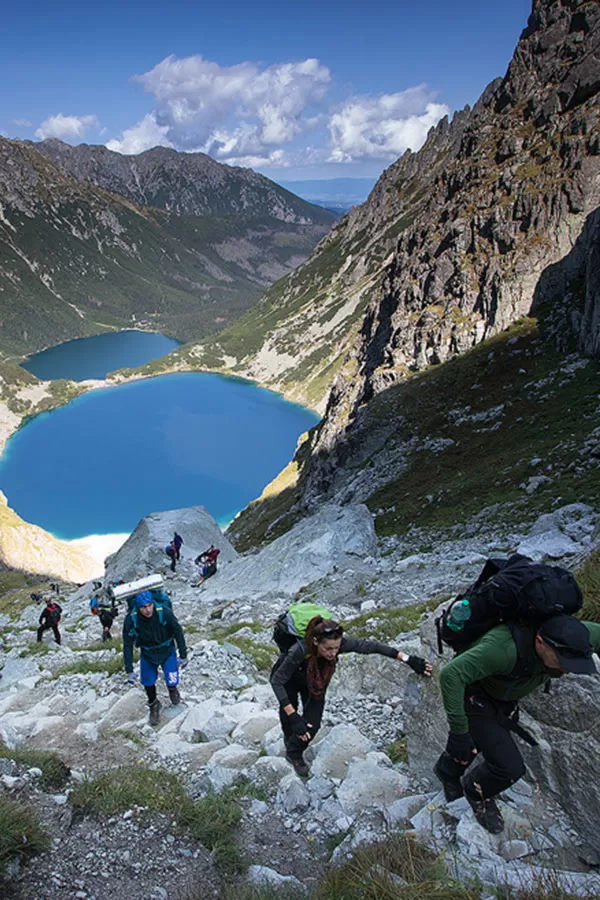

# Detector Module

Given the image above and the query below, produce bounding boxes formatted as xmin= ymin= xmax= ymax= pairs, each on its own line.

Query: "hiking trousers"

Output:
xmin=436 ymin=689 xmax=526 ymax=800
xmin=37 ymin=623 xmax=61 ymax=644
xmin=279 ymin=673 xmax=325 ymax=762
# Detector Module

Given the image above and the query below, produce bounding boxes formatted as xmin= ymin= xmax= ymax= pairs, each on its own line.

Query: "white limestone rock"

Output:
xmin=247 ymin=865 xmax=307 ymax=894
xmin=104 ymin=505 xmax=238 ymax=584
xmin=277 ymin=773 xmax=310 ymax=813
xmin=337 ymin=758 xmax=403 ymax=814
xmin=200 ymin=504 xmax=377 ymax=603
xmin=309 ymin=723 xmax=373 ymax=779
xmin=232 ymin=710 xmax=280 ymax=744
xmin=208 ymin=743 xmax=259 ymax=769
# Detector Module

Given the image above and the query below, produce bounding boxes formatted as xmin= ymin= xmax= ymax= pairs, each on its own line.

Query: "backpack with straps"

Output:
xmin=436 ymin=554 xmax=583 ymax=657
xmin=127 ymin=604 xmax=171 ymax=648
xmin=273 ymin=601 xmax=333 ymax=653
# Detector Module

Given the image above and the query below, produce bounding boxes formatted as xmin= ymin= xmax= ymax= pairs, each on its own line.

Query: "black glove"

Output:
xmin=287 ymin=711 xmax=309 ymax=736
xmin=407 ymin=655 xmax=428 ymax=675
xmin=446 ymin=731 xmax=476 ymax=762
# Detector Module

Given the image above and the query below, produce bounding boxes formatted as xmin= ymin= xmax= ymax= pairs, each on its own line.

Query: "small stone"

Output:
xmin=122 ymin=810 xmax=133 ymax=820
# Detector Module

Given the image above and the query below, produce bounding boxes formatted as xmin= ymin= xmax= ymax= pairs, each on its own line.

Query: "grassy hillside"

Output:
xmin=227 ymin=319 xmax=600 ymax=553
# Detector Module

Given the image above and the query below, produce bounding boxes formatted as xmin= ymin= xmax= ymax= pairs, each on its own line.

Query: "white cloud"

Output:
xmin=13 ymin=118 xmax=32 ymax=128
xmin=328 ymin=86 xmax=449 ymax=162
xmin=105 ymin=113 xmax=174 ymax=155
xmin=106 ymin=54 xmax=331 ymax=160
xmin=35 ymin=113 xmax=100 ymax=141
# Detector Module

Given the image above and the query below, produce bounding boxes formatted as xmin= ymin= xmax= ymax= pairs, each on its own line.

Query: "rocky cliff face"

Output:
xmin=177 ymin=0 xmax=599 ymax=423
xmin=306 ymin=0 xmax=600 ymax=476
xmin=0 ymin=139 xmax=333 ymax=357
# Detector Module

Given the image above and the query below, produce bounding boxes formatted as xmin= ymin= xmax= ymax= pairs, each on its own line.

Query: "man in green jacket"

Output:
xmin=123 ymin=591 xmax=188 ymax=725
xmin=435 ymin=615 xmax=600 ymax=834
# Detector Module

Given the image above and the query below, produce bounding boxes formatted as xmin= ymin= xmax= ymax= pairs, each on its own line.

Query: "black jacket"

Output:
xmin=39 ymin=603 xmax=62 ymax=626
xmin=270 ymin=637 xmax=398 ymax=706
xmin=123 ymin=606 xmax=186 ymax=673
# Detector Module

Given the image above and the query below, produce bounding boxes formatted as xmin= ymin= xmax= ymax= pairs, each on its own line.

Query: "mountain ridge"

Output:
xmin=0 ymin=138 xmax=333 ymax=357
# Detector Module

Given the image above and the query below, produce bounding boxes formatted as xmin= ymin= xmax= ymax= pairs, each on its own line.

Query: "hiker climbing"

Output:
xmin=270 ymin=605 xmax=432 ymax=778
xmin=434 ymin=554 xmax=600 ymax=835
xmin=165 ymin=540 xmax=178 ymax=572
xmin=192 ymin=545 xmax=220 ymax=586
xmin=173 ymin=531 xmax=183 ymax=561
xmin=122 ymin=590 xmax=188 ymax=725
xmin=90 ymin=595 xmax=119 ymax=641
xmin=37 ymin=596 xmax=62 ymax=645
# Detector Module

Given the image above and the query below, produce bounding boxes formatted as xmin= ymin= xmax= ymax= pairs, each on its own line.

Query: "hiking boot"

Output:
xmin=461 ymin=777 xmax=504 ymax=834
xmin=148 ymin=699 xmax=162 ymax=726
xmin=168 ymin=686 xmax=181 ymax=706
xmin=434 ymin=758 xmax=464 ymax=802
xmin=285 ymin=753 xmax=309 ymax=778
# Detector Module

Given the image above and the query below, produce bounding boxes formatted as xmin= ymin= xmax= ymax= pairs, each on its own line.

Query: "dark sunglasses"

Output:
xmin=317 ymin=625 xmax=343 ymax=638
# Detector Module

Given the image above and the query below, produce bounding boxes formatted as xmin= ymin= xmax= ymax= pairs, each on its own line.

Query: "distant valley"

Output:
xmin=0 ymin=139 xmax=334 ymax=358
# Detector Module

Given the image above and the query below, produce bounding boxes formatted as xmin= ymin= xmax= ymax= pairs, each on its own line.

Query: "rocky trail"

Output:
xmin=0 ymin=500 xmax=599 ymax=899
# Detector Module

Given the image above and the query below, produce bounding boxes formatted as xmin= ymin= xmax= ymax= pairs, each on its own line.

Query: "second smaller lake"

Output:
xmin=22 ymin=330 xmax=181 ymax=381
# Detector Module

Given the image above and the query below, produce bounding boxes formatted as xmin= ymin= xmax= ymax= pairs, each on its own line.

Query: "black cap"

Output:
xmin=539 ymin=615 xmax=597 ymax=675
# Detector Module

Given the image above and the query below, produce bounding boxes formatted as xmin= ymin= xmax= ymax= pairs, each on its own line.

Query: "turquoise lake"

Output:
xmin=3 ymin=335 xmax=319 ymax=539
xmin=21 ymin=330 xmax=181 ymax=381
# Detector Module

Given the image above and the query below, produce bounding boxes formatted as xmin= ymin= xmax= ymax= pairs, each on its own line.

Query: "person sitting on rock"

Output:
xmin=37 ymin=597 xmax=62 ymax=645
xmin=192 ymin=545 xmax=220 ymax=587
xmin=270 ymin=615 xmax=432 ymax=778
xmin=434 ymin=614 xmax=600 ymax=835
xmin=122 ymin=591 xmax=188 ymax=725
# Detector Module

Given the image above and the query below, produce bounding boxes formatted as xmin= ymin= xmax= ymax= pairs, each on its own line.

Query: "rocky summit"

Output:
xmin=0 ymin=501 xmax=599 ymax=898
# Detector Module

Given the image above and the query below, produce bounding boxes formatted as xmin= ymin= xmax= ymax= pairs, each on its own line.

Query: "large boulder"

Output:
xmin=203 ymin=504 xmax=377 ymax=603
xmin=104 ymin=505 xmax=238 ymax=583
xmin=337 ymin=757 xmax=403 ymax=814
xmin=309 ymin=723 xmax=373 ymax=779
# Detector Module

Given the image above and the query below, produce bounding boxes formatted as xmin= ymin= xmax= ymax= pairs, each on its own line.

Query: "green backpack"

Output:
xmin=272 ymin=601 xmax=333 ymax=653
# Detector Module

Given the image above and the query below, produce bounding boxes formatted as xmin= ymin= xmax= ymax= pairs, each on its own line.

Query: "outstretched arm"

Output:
xmin=340 ymin=637 xmax=432 ymax=676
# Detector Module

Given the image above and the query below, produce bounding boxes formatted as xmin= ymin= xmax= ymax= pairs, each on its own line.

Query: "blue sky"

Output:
xmin=2 ymin=0 xmax=532 ymax=181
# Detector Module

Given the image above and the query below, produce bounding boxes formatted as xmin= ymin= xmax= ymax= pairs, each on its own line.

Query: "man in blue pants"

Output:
xmin=123 ymin=592 xmax=188 ymax=725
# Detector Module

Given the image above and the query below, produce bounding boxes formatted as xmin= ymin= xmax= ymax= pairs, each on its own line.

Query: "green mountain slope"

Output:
xmin=0 ymin=138 xmax=333 ymax=358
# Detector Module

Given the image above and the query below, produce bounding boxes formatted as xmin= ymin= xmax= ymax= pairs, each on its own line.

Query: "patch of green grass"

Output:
xmin=385 ymin=738 xmax=409 ymax=764
xmin=228 ymin=778 xmax=268 ymax=802
xmin=577 ymin=547 xmax=600 ymax=623
xmin=70 ymin=767 xmax=246 ymax=874
xmin=505 ymin=870 xmax=600 ymax=899
xmin=102 ymin=728 xmax=145 ymax=747
xmin=178 ymin=788 xmax=245 ymax=874
xmin=53 ymin=656 xmax=123 ymax=678
xmin=0 ymin=745 xmax=70 ymax=790
xmin=224 ymin=636 xmax=276 ymax=672
xmin=70 ymin=766 xmax=183 ymax=816
xmin=0 ymin=796 xmax=49 ymax=875
xmin=342 ymin=601 xmax=435 ymax=642
xmin=19 ymin=642 xmax=51 ymax=657
xmin=315 ymin=832 xmax=479 ymax=899
xmin=209 ymin=621 xmax=265 ymax=640
xmin=364 ymin=322 xmax=600 ymax=539
xmin=221 ymin=887 xmax=306 ymax=900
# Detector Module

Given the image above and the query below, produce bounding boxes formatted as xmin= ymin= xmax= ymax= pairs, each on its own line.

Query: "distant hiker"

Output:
xmin=90 ymin=596 xmax=119 ymax=641
xmin=166 ymin=540 xmax=177 ymax=572
xmin=122 ymin=591 xmax=188 ymax=725
xmin=270 ymin=615 xmax=432 ymax=778
xmin=173 ymin=532 xmax=183 ymax=561
xmin=192 ymin=545 xmax=220 ymax=586
xmin=435 ymin=615 xmax=600 ymax=834
xmin=37 ymin=597 xmax=62 ymax=645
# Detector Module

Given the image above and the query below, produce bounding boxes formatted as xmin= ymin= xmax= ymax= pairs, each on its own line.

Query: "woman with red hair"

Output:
xmin=270 ymin=616 xmax=432 ymax=777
